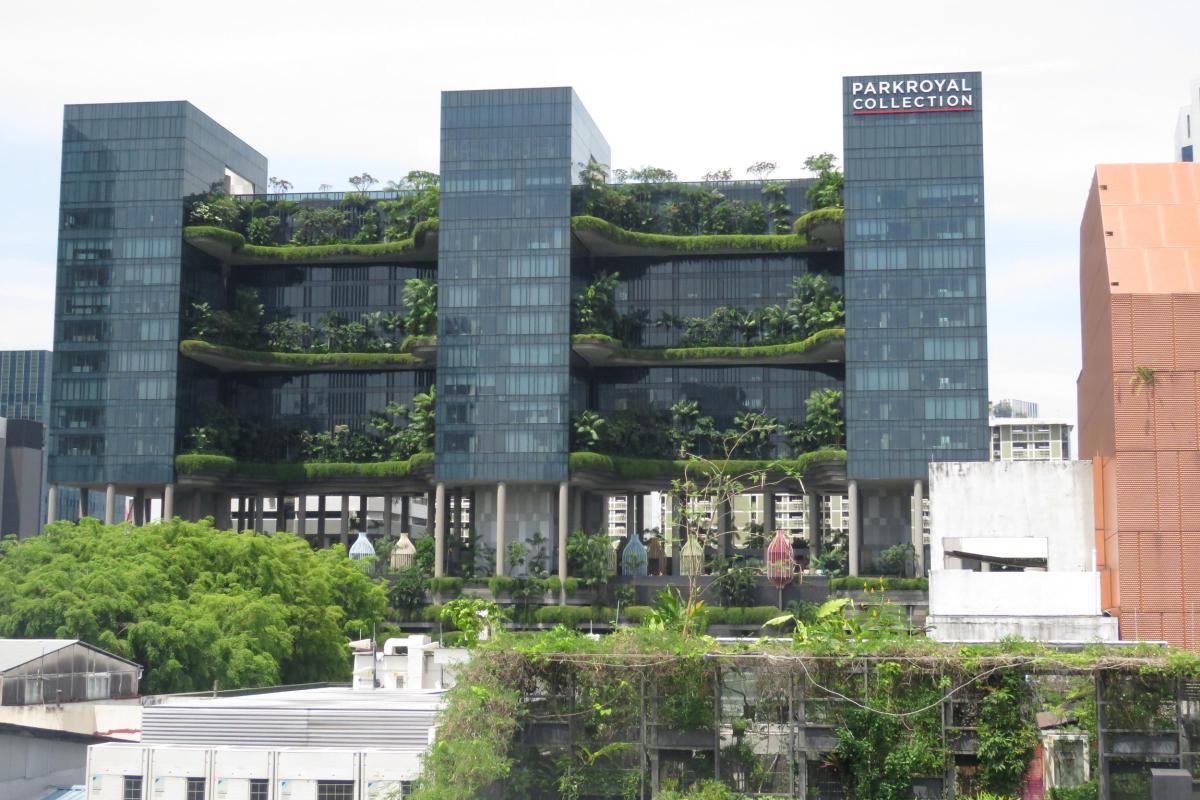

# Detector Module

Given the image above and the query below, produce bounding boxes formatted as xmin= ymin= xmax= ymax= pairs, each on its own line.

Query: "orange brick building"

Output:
xmin=1078 ymin=163 xmax=1200 ymax=646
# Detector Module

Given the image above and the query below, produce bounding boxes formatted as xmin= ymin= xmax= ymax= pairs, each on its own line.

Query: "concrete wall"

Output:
xmin=927 ymin=614 xmax=1119 ymax=643
xmin=930 ymin=571 xmax=1102 ymax=616
xmin=0 ymin=700 xmax=141 ymax=741
xmin=929 ymin=460 xmax=1095 ymax=571
xmin=0 ymin=731 xmax=91 ymax=800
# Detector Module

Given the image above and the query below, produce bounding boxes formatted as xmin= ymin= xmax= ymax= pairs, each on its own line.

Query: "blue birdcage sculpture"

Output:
xmin=621 ymin=533 xmax=648 ymax=577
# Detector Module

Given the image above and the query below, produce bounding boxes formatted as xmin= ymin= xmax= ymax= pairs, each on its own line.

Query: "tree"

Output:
xmin=626 ymin=166 xmax=677 ymax=184
xmin=785 ymin=388 xmax=845 ymax=452
xmin=403 ymin=278 xmax=438 ymax=336
xmin=745 ymin=161 xmax=776 ymax=180
xmin=803 ymin=153 xmax=844 ymax=209
xmin=348 ymin=172 xmax=378 ymax=192
xmin=702 ymin=168 xmax=733 ymax=182
xmin=318 ymin=183 xmax=333 ymax=192
xmin=0 ymin=518 xmax=387 ymax=693
xmin=268 ymin=177 xmax=293 ymax=193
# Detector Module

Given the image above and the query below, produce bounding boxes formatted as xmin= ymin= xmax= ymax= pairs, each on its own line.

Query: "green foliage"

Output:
xmin=245 ymin=215 xmax=280 ymax=246
xmin=439 ymin=598 xmax=506 ymax=647
xmin=415 ymin=537 xmax=436 ymax=576
xmin=657 ymin=779 xmax=745 ymax=800
xmin=1048 ymin=781 xmax=1098 ymax=800
xmin=570 ymin=410 xmax=605 ymax=451
xmin=793 ymin=206 xmax=844 ymax=242
xmin=291 ymin=206 xmax=349 ymax=245
xmin=180 ymin=340 xmax=425 ymax=370
xmin=573 ymin=327 xmax=845 ymax=364
xmin=568 ymin=448 xmax=847 ymax=482
xmin=571 ymin=215 xmax=811 ymax=254
xmin=402 ymin=278 xmax=437 ymax=337
xmin=175 ymin=452 xmax=434 ymax=481
xmin=877 ymin=543 xmax=914 ymax=577
xmin=785 ymin=388 xmax=845 ymax=452
xmin=533 ymin=605 xmax=611 ymax=626
xmin=188 ymin=192 xmax=241 ymax=228
xmin=566 ymin=530 xmax=612 ymax=595
xmin=428 ymin=576 xmax=464 ymax=598
xmin=976 ymin=671 xmax=1039 ymax=795
xmin=804 ymin=152 xmax=844 ymax=209
xmin=829 ymin=576 xmax=928 ymax=591
xmin=388 ymin=567 xmax=429 ymax=611
xmin=713 ymin=557 xmax=759 ymax=607
xmin=0 ymin=519 xmax=387 ymax=693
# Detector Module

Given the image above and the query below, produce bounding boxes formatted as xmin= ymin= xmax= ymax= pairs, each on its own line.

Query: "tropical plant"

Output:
xmin=878 ymin=543 xmax=914 ymax=577
xmin=389 ymin=566 xmax=430 ymax=611
xmin=438 ymin=598 xmax=506 ymax=647
xmin=571 ymin=411 xmax=605 ymax=450
xmin=785 ymin=388 xmax=845 ymax=452
xmin=291 ymin=206 xmax=349 ymax=245
xmin=403 ymin=278 xmax=438 ymax=336
xmin=348 ymin=172 xmax=378 ymax=192
xmin=566 ymin=530 xmax=611 ymax=600
xmin=804 ymin=152 xmax=844 ymax=209
xmin=246 ymin=215 xmax=281 ymax=245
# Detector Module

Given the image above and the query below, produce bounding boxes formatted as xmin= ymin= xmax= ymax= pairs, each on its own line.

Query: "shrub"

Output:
xmin=534 ymin=606 xmax=610 ymax=626
xmin=428 ymin=577 xmax=464 ymax=597
xmin=389 ymin=567 xmax=429 ymax=612
xmin=488 ymin=576 xmax=518 ymax=596
xmin=622 ymin=605 xmax=653 ymax=624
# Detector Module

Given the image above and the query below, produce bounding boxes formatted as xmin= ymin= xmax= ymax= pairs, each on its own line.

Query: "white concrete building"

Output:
xmin=926 ymin=460 xmax=1118 ymax=643
xmin=1176 ymin=77 xmax=1200 ymax=162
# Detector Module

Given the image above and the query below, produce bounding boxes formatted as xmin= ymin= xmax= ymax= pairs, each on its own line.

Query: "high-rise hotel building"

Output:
xmin=47 ymin=75 xmax=988 ymax=579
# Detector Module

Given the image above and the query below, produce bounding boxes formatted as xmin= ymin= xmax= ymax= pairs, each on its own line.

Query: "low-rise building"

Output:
xmin=926 ymin=460 xmax=1118 ymax=643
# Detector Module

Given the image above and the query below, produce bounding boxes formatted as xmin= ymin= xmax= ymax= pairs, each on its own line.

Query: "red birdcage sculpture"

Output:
xmin=766 ymin=529 xmax=795 ymax=608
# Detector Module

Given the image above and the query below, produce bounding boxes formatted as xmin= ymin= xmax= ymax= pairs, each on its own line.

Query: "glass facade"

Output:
xmin=49 ymin=102 xmax=265 ymax=488
xmin=436 ymin=88 xmax=609 ymax=483
xmin=843 ymin=72 xmax=989 ymax=482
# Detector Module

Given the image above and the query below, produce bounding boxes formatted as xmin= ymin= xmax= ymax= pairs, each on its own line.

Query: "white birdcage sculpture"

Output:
xmin=390 ymin=532 xmax=417 ymax=571
xmin=680 ymin=537 xmax=704 ymax=577
xmin=349 ymin=530 xmax=376 ymax=561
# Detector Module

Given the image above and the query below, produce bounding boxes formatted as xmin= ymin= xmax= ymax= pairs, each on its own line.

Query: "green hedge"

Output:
xmin=571 ymin=327 xmax=844 ymax=363
xmin=174 ymin=452 xmax=434 ymax=480
xmin=184 ymin=219 xmax=438 ymax=263
xmin=428 ymin=578 xmax=464 ymax=597
xmin=534 ymin=606 xmax=612 ymax=626
xmin=569 ymin=448 xmax=846 ymax=481
xmin=620 ymin=605 xmax=653 ymax=624
xmin=793 ymin=206 xmax=844 ymax=239
xmin=705 ymin=606 xmax=785 ymax=626
xmin=572 ymin=215 xmax=812 ymax=253
xmin=180 ymin=340 xmax=426 ymax=370
xmin=829 ymin=576 xmax=928 ymax=591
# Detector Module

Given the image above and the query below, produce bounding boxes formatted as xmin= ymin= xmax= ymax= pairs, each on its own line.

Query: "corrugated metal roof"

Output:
xmin=143 ymin=687 xmax=445 ymax=749
xmin=40 ymin=787 xmax=86 ymax=800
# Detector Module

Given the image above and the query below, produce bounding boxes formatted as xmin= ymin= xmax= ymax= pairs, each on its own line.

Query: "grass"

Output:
xmin=184 ymin=218 xmax=437 ymax=264
xmin=571 ymin=327 xmax=844 ymax=362
xmin=571 ymin=215 xmax=813 ymax=253
xmin=175 ymin=451 xmax=434 ymax=480
xmin=569 ymin=448 xmax=846 ymax=480
xmin=180 ymin=340 xmax=426 ymax=370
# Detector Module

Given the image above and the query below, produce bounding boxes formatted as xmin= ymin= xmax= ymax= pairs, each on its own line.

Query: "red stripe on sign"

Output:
xmin=853 ymin=107 xmax=976 ymax=115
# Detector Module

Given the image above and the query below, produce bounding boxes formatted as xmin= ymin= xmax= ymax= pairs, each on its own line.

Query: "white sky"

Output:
xmin=0 ymin=0 xmax=1196 ymax=428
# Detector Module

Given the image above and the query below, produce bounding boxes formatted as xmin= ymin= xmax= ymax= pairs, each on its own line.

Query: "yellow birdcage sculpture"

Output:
xmin=680 ymin=537 xmax=704 ymax=577
xmin=390 ymin=532 xmax=417 ymax=571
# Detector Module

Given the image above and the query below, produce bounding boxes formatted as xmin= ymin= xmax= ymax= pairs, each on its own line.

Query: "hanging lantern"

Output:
xmin=390 ymin=532 xmax=416 ymax=571
xmin=766 ymin=529 xmax=795 ymax=590
xmin=621 ymin=533 xmax=648 ymax=577
xmin=680 ymin=537 xmax=704 ymax=577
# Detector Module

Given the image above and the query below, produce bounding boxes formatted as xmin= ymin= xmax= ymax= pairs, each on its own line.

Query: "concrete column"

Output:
xmin=253 ymin=495 xmax=265 ymax=532
xmin=217 ymin=494 xmax=232 ymax=530
xmin=104 ymin=484 xmax=116 ymax=525
xmin=236 ymin=497 xmax=246 ymax=531
xmin=143 ymin=497 xmax=152 ymax=525
xmin=671 ymin=494 xmax=684 ymax=576
xmin=911 ymin=479 xmax=925 ymax=578
xmin=434 ymin=482 xmax=446 ymax=578
xmin=190 ymin=490 xmax=201 ymax=522
xmin=423 ymin=492 xmax=433 ymax=536
xmin=358 ymin=494 xmax=368 ymax=532
xmin=400 ymin=495 xmax=410 ymax=534
xmin=558 ymin=481 xmax=569 ymax=605
xmin=78 ymin=488 xmax=90 ymax=520
xmin=296 ymin=495 xmax=307 ymax=536
xmin=163 ymin=484 xmax=174 ymax=522
xmin=807 ymin=492 xmax=822 ymax=562
xmin=46 ymin=485 xmax=58 ymax=526
xmin=275 ymin=493 xmax=285 ymax=532
xmin=340 ymin=494 xmax=350 ymax=548
xmin=384 ymin=494 xmax=395 ymax=537
xmin=317 ymin=495 xmax=328 ymax=547
xmin=763 ymin=490 xmax=776 ymax=534
xmin=133 ymin=489 xmax=145 ymax=526
xmin=848 ymin=480 xmax=860 ymax=577
xmin=495 ymin=482 xmax=507 ymax=577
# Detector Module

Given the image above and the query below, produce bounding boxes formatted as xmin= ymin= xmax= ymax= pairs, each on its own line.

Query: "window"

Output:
xmin=186 ymin=778 xmax=205 ymax=800
xmin=123 ymin=776 xmax=143 ymax=800
xmin=249 ymin=779 xmax=269 ymax=800
xmin=317 ymin=781 xmax=355 ymax=800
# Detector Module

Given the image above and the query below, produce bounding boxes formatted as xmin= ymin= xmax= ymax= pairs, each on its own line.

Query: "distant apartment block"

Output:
xmin=990 ymin=417 xmax=1073 ymax=462
xmin=990 ymin=397 xmax=1038 ymax=418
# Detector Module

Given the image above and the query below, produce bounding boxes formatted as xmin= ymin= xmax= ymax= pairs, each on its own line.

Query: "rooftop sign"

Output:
xmin=850 ymin=76 xmax=975 ymax=115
